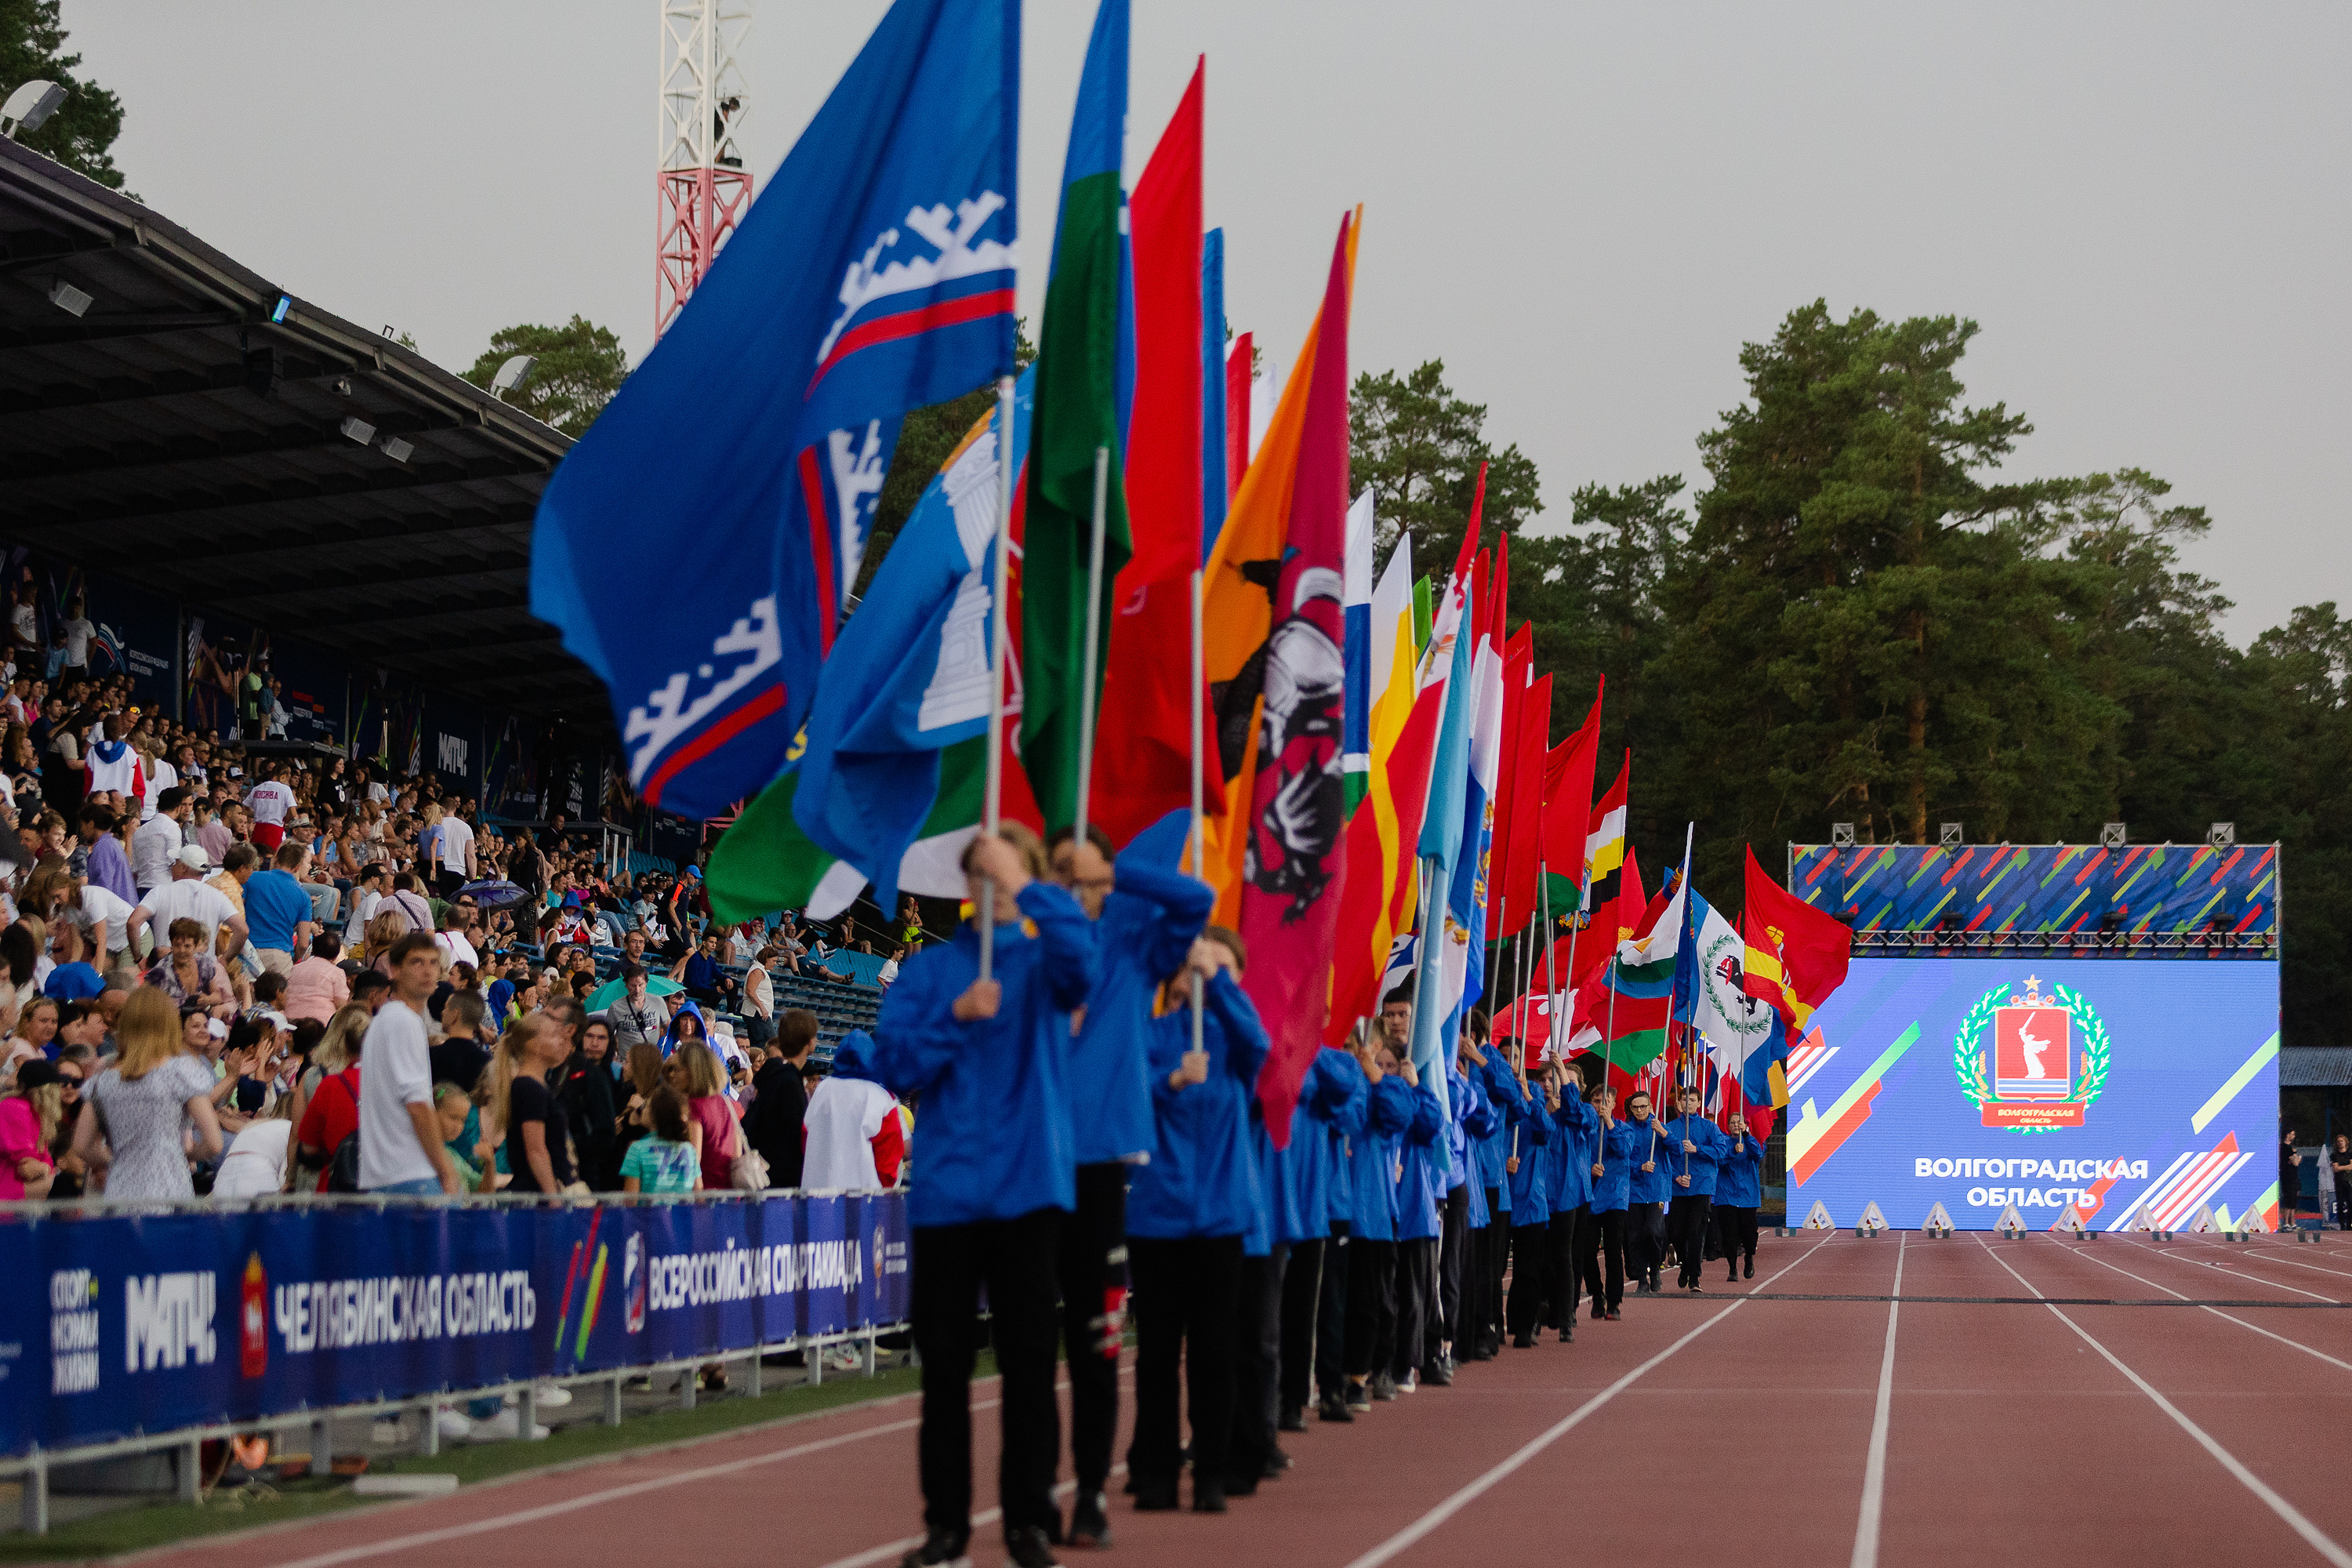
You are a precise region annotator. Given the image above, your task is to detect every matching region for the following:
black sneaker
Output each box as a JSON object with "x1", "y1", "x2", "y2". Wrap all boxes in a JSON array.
[
  {"x1": 1421, "y1": 1359, "x2": 1453, "y2": 1387},
  {"x1": 1132, "y1": 1473, "x2": 1180, "y2": 1512},
  {"x1": 1220, "y1": 1469, "x2": 1260, "y2": 1497},
  {"x1": 1319, "y1": 1392, "x2": 1356, "y2": 1423},
  {"x1": 1370, "y1": 1371, "x2": 1397, "y2": 1402},
  {"x1": 1193, "y1": 1479, "x2": 1227, "y2": 1515},
  {"x1": 1279, "y1": 1405, "x2": 1308, "y2": 1433},
  {"x1": 1346, "y1": 1382, "x2": 1374, "y2": 1414},
  {"x1": 900, "y1": 1528, "x2": 971, "y2": 1568},
  {"x1": 1006, "y1": 1526, "x2": 1062, "y2": 1568},
  {"x1": 1265, "y1": 1444, "x2": 1293, "y2": 1474},
  {"x1": 1067, "y1": 1491, "x2": 1111, "y2": 1548},
  {"x1": 1744, "y1": 1258, "x2": 1755, "y2": 1279},
  {"x1": 1557, "y1": 1322, "x2": 1573, "y2": 1344}
]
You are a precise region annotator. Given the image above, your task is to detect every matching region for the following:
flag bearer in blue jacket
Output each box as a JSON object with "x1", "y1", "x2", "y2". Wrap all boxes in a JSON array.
[
  {"x1": 1304, "y1": 1036, "x2": 1370, "y2": 1425},
  {"x1": 1264, "y1": 1036, "x2": 1364, "y2": 1446},
  {"x1": 1126, "y1": 926, "x2": 1267, "y2": 1515},
  {"x1": 1582, "y1": 1083, "x2": 1636, "y2": 1320},
  {"x1": 1466, "y1": 1032, "x2": 1515, "y2": 1359},
  {"x1": 1661, "y1": 1082, "x2": 1727, "y2": 1291},
  {"x1": 1502, "y1": 1069, "x2": 1555, "y2": 1347},
  {"x1": 1542, "y1": 1062, "x2": 1601, "y2": 1340},
  {"x1": 1341, "y1": 1024, "x2": 1415, "y2": 1410},
  {"x1": 1432, "y1": 1031, "x2": 1497, "y2": 1381},
  {"x1": 1047, "y1": 824, "x2": 1214, "y2": 1543},
  {"x1": 1624, "y1": 1087, "x2": 1671, "y2": 1294},
  {"x1": 1714, "y1": 1116, "x2": 1766, "y2": 1282},
  {"x1": 1388, "y1": 1062, "x2": 1446, "y2": 1394},
  {"x1": 873, "y1": 827, "x2": 1097, "y2": 1568}
]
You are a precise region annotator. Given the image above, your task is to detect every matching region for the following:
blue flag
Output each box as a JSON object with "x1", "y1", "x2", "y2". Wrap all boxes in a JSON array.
[
  {"x1": 531, "y1": 0, "x2": 1022, "y2": 818},
  {"x1": 1201, "y1": 227, "x2": 1227, "y2": 557},
  {"x1": 792, "y1": 370, "x2": 1033, "y2": 913}
]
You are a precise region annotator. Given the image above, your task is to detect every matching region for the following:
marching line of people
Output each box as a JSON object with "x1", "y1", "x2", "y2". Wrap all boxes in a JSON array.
[{"x1": 874, "y1": 825, "x2": 1769, "y2": 1568}]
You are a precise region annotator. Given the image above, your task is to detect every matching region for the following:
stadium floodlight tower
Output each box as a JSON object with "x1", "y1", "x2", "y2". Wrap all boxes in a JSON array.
[{"x1": 655, "y1": 0, "x2": 753, "y2": 337}]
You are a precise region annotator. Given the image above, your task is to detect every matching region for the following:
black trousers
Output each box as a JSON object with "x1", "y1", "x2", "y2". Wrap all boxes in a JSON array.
[
  {"x1": 1715, "y1": 1204, "x2": 1759, "y2": 1271},
  {"x1": 1436, "y1": 1185, "x2": 1468, "y2": 1351},
  {"x1": 1545, "y1": 1205, "x2": 1588, "y2": 1325},
  {"x1": 911, "y1": 1210, "x2": 1063, "y2": 1542},
  {"x1": 1668, "y1": 1194, "x2": 1714, "y2": 1286},
  {"x1": 1058, "y1": 1162, "x2": 1129, "y2": 1493},
  {"x1": 2336, "y1": 1181, "x2": 2352, "y2": 1230},
  {"x1": 1315, "y1": 1227, "x2": 1351, "y2": 1398},
  {"x1": 1581, "y1": 1207, "x2": 1627, "y2": 1311},
  {"x1": 1127, "y1": 1235, "x2": 1241, "y2": 1488},
  {"x1": 1483, "y1": 1186, "x2": 1508, "y2": 1346},
  {"x1": 1341, "y1": 1236, "x2": 1396, "y2": 1379},
  {"x1": 1628, "y1": 1200, "x2": 1666, "y2": 1286},
  {"x1": 1392, "y1": 1236, "x2": 1436, "y2": 1379},
  {"x1": 1504, "y1": 1218, "x2": 1548, "y2": 1340},
  {"x1": 1229, "y1": 1244, "x2": 1287, "y2": 1481},
  {"x1": 1280, "y1": 1236, "x2": 1325, "y2": 1411}
]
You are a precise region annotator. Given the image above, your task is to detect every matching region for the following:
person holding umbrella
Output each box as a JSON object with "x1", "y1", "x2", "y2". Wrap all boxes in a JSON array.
[{"x1": 602, "y1": 965, "x2": 678, "y2": 1054}]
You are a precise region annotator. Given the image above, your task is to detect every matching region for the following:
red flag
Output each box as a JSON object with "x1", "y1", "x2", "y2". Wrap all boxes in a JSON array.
[
  {"x1": 1225, "y1": 332, "x2": 1252, "y2": 500},
  {"x1": 1323, "y1": 684, "x2": 1444, "y2": 1044},
  {"x1": 1246, "y1": 213, "x2": 1356, "y2": 1142},
  {"x1": 1500, "y1": 668, "x2": 1549, "y2": 935},
  {"x1": 1089, "y1": 64, "x2": 1203, "y2": 845},
  {"x1": 1577, "y1": 840, "x2": 1644, "y2": 989},
  {"x1": 1740, "y1": 844, "x2": 1852, "y2": 1027},
  {"x1": 1486, "y1": 624, "x2": 1530, "y2": 937}
]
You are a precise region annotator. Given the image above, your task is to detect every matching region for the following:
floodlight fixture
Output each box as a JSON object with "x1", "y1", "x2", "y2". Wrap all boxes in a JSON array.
[
  {"x1": 47, "y1": 278, "x2": 90, "y2": 317},
  {"x1": 2100, "y1": 822, "x2": 2127, "y2": 850},
  {"x1": 489, "y1": 354, "x2": 537, "y2": 400},
  {"x1": 1830, "y1": 822, "x2": 1857, "y2": 848},
  {"x1": 2208, "y1": 822, "x2": 2235, "y2": 848},
  {"x1": 1, "y1": 81, "x2": 66, "y2": 140},
  {"x1": 1939, "y1": 822, "x2": 1964, "y2": 848},
  {"x1": 379, "y1": 436, "x2": 414, "y2": 463},
  {"x1": 339, "y1": 416, "x2": 376, "y2": 445}
]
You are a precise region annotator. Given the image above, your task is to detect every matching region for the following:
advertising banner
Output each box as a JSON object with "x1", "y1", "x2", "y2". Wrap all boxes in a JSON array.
[
  {"x1": 0, "y1": 1193, "x2": 909, "y2": 1458},
  {"x1": 1789, "y1": 842, "x2": 2278, "y2": 942},
  {"x1": 1786, "y1": 958, "x2": 2280, "y2": 1232}
]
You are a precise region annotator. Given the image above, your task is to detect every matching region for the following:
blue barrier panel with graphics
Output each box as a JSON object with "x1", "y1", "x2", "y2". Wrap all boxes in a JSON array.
[{"x1": 0, "y1": 1192, "x2": 909, "y2": 1459}]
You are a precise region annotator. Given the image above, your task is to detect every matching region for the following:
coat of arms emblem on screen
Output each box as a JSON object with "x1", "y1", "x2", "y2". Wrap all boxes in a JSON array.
[{"x1": 1953, "y1": 975, "x2": 2114, "y2": 1133}]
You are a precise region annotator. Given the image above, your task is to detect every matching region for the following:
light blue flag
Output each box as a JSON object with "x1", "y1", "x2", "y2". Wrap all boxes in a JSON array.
[
  {"x1": 790, "y1": 368, "x2": 1035, "y2": 913},
  {"x1": 1201, "y1": 227, "x2": 1228, "y2": 557}
]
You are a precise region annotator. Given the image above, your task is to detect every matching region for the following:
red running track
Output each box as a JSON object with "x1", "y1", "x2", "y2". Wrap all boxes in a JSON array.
[{"x1": 127, "y1": 1233, "x2": 2352, "y2": 1568}]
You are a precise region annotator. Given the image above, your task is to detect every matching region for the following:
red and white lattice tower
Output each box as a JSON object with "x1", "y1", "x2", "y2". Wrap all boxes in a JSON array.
[{"x1": 655, "y1": 0, "x2": 753, "y2": 337}]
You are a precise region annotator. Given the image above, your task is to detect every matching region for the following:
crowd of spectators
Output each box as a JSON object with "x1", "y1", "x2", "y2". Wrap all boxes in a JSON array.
[{"x1": 0, "y1": 666, "x2": 919, "y2": 1236}]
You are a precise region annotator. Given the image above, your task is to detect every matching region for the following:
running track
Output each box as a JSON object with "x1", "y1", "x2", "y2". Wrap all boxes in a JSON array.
[{"x1": 129, "y1": 1233, "x2": 2352, "y2": 1568}]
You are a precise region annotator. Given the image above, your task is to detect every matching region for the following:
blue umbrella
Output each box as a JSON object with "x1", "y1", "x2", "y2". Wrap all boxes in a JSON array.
[{"x1": 458, "y1": 879, "x2": 528, "y2": 909}]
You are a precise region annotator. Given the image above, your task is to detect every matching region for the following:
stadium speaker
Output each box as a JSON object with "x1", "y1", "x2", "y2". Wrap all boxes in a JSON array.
[
  {"x1": 2208, "y1": 822, "x2": 2235, "y2": 848},
  {"x1": 1831, "y1": 822, "x2": 1857, "y2": 848}
]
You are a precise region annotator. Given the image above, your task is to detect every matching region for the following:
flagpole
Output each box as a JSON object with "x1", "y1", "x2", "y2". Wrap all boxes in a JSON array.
[
  {"x1": 978, "y1": 373, "x2": 1016, "y2": 982},
  {"x1": 1073, "y1": 444, "x2": 1111, "y2": 846},
  {"x1": 1189, "y1": 562, "x2": 1205, "y2": 1053},
  {"x1": 1408, "y1": 854, "x2": 1441, "y2": 1087}
]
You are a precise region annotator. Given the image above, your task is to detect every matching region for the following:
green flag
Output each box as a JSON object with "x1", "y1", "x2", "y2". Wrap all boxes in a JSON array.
[{"x1": 1019, "y1": 0, "x2": 1131, "y2": 833}]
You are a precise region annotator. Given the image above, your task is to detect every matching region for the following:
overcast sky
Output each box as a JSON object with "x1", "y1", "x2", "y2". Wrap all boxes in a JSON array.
[{"x1": 63, "y1": 1, "x2": 2350, "y2": 641}]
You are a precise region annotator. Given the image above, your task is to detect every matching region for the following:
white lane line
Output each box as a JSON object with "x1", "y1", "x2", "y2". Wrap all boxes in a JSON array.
[
  {"x1": 1341, "y1": 1234, "x2": 1839, "y2": 1568},
  {"x1": 1849, "y1": 1234, "x2": 1907, "y2": 1568},
  {"x1": 812, "y1": 1467, "x2": 1132, "y2": 1568},
  {"x1": 1976, "y1": 1237, "x2": 2352, "y2": 1568},
  {"x1": 2150, "y1": 1245, "x2": 2343, "y2": 1303},
  {"x1": 2168, "y1": 1238, "x2": 2352, "y2": 1285},
  {"x1": 2051, "y1": 1240, "x2": 2352, "y2": 1374}
]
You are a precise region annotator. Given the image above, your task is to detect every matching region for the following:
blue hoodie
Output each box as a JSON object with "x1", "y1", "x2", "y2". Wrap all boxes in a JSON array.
[
  {"x1": 871, "y1": 880, "x2": 1097, "y2": 1228},
  {"x1": 1450, "y1": 1066, "x2": 1498, "y2": 1229},
  {"x1": 1659, "y1": 1114, "x2": 1727, "y2": 1199},
  {"x1": 1066, "y1": 856, "x2": 1214, "y2": 1166},
  {"x1": 1316, "y1": 1049, "x2": 1370, "y2": 1236},
  {"x1": 1130, "y1": 969, "x2": 1269, "y2": 1241},
  {"x1": 1470, "y1": 1051, "x2": 1513, "y2": 1195},
  {"x1": 1548, "y1": 1093, "x2": 1600, "y2": 1214},
  {"x1": 1348, "y1": 1074, "x2": 1415, "y2": 1241},
  {"x1": 1592, "y1": 1120, "x2": 1640, "y2": 1214},
  {"x1": 1715, "y1": 1128, "x2": 1766, "y2": 1208},
  {"x1": 1624, "y1": 1112, "x2": 1672, "y2": 1204},
  {"x1": 1258, "y1": 1045, "x2": 1366, "y2": 1249},
  {"x1": 1394, "y1": 1080, "x2": 1446, "y2": 1242},
  {"x1": 1504, "y1": 1084, "x2": 1554, "y2": 1225}
]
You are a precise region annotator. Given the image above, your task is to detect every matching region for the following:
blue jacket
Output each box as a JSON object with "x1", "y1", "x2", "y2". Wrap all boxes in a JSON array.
[
  {"x1": 1591, "y1": 1120, "x2": 1640, "y2": 1214},
  {"x1": 1131, "y1": 970, "x2": 1269, "y2": 1241},
  {"x1": 1270, "y1": 1047, "x2": 1367, "y2": 1247},
  {"x1": 1504, "y1": 1084, "x2": 1553, "y2": 1225},
  {"x1": 1066, "y1": 858, "x2": 1214, "y2": 1166},
  {"x1": 1548, "y1": 1094, "x2": 1600, "y2": 1214},
  {"x1": 1317, "y1": 1053, "x2": 1374, "y2": 1241},
  {"x1": 871, "y1": 881, "x2": 1096, "y2": 1227},
  {"x1": 1659, "y1": 1114, "x2": 1727, "y2": 1199},
  {"x1": 1394, "y1": 1082, "x2": 1446, "y2": 1242},
  {"x1": 1470, "y1": 1052, "x2": 1512, "y2": 1192},
  {"x1": 1715, "y1": 1129, "x2": 1766, "y2": 1209},
  {"x1": 1624, "y1": 1115, "x2": 1672, "y2": 1204},
  {"x1": 1348, "y1": 1075, "x2": 1415, "y2": 1241},
  {"x1": 1451, "y1": 1067, "x2": 1498, "y2": 1229}
]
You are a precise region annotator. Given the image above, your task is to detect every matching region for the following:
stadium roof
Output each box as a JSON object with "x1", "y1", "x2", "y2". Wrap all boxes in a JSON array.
[{"x1": 0, "y1": 136, "x2": 609, "y2": 729}]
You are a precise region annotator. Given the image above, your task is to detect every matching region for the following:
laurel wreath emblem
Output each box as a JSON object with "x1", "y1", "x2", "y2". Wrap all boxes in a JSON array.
[{"x1": 1952, "y1": 979, "x2": 2113, "y2": 1137}]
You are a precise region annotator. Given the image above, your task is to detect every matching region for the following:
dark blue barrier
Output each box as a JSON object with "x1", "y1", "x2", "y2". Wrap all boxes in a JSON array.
[{"x1": 0, "y1": 1192, "x2": 908, "y2": 1460}]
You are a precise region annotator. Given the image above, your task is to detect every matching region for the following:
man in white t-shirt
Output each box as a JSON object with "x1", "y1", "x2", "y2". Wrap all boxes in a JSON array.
[
  {"x1": 359, "y1": 932, "x2": 459, "y2": 1195},
  {"x1": 66, "y1": 876, "x2": 133, "y2": 966},
  {"x1": 433, "y1": 898, "x2": 481, "y2": 971},
  {"x1": 127, "y1": 848, "x2": 249, "y2": 960},
  {"x1": 344, "y1": 862, "x2": 387, "y2": 947},
  {"x1": 244, "y1": 766, "x2": 296, "y2": 851},
  {"x1": 56, "y1": 597, "x2": 93, "y2": 679},
  {"x1": 434, "y1": 804, "x2": 477, "y2": 899},
  {"x1": 132, "y1": 786, "x2": 192, "y2": 896}
]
